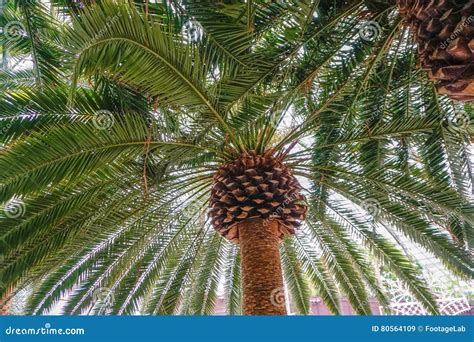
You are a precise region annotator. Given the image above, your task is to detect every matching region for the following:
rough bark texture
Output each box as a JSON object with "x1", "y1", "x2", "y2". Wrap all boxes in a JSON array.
[{"x1": 239, "y1": 218, "x2": 286, "y2": 315}]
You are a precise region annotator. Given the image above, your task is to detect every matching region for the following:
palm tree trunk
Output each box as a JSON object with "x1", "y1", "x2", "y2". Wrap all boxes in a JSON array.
[
  {"x1": 0, "y1": 304, "x2": 8, "y2": 315},
  {"x1": 238, "y1": 218, "x2": 286, "y2": 315},
  {"x1": 0, "y1": 290, "x2": 10, "y2": 316}
]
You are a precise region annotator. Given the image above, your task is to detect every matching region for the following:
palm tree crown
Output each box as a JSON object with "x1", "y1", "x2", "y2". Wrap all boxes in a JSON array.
[{"x1": 0, "y1": 0, "x2": 472, "y2": 315}]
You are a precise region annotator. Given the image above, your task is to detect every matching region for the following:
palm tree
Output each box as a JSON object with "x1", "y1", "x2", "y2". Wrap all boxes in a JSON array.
[
  {"x1": 395, "y1": 0, "x2": 474, "y2": 101},
  {"x1": 0, "y1": 0, "x2": 472, "y2": 316}
]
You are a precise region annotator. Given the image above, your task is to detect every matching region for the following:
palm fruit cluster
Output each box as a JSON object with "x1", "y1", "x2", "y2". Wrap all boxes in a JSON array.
[
  {"x1": 397, "y1": 0, "x2": 474, "y2": 101},
  {"x1": 209, "y1": 150, "x2": 307, "y2": 244}
]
